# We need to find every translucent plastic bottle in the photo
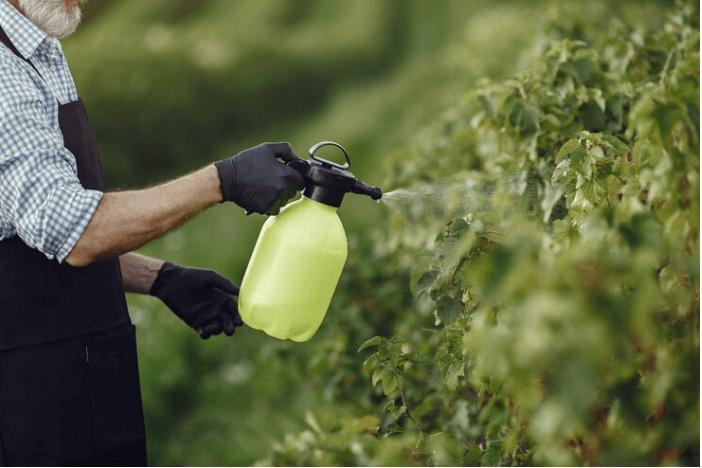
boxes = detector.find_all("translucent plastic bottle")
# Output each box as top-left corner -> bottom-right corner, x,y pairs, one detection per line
238,142 -> 382,342
238,197 -> 347,341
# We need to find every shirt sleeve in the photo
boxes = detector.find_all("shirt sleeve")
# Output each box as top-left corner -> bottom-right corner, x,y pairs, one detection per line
0,59 -> 103,263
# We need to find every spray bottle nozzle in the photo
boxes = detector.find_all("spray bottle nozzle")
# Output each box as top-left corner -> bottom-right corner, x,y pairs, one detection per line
287,142 -> 383,207
352,180 -> 383,200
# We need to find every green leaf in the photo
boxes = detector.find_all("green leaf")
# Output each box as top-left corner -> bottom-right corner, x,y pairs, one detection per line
481,439 -> 503,467
363,353 -> 379,375
562,57 -> 596,84
372,365 -> 404,395
413,268 -> 439,298
605,94 -> 628,131
436,296 -> 464,325
569,147 -> 591,176
387,338 -> 405,367
508,102 -> 540,136
440,360 -> 465,392
579,101 -> 606,132
556,138 -> 581,162
435,330 -> 465,390
606,175 -> 624,203
449,217 -> 471,240
384,399 -> 407,419
552,159 -> 571,183
589,145 -> 605,161
464,445 -> 484,466
579,174 -> 607,205
358,336 -> 385,352
541,181 -> 565,222
372,367 -> 393,388
601,135 -> 629,156
382,372 -> 404,395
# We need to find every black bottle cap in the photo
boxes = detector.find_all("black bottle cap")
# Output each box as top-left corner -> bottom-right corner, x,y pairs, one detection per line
288,142 -> 383,208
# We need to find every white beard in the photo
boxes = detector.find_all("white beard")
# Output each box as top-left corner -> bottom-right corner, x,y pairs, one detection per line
19,0 -> 82,39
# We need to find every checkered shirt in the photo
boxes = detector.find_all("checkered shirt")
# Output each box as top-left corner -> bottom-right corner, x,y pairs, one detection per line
0,0 -> 102,263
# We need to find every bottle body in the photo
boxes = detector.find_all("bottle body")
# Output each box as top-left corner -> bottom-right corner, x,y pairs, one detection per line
238,196 -> 348,342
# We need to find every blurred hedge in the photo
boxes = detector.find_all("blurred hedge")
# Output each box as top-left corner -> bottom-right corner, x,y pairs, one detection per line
260,0 -> 700,466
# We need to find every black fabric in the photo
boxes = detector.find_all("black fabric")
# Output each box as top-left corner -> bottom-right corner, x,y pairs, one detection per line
70,437 -> 147,467
0,323 -> 146,466
0,26 -> 145,466
0,234 -> 130,350
58,98 -> 110,191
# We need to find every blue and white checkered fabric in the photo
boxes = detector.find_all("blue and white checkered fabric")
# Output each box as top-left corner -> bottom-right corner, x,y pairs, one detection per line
0,0 -> 102,263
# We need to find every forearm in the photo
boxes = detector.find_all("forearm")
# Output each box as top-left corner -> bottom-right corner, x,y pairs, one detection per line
65,165 -> 222,267
120,252 -> 164,294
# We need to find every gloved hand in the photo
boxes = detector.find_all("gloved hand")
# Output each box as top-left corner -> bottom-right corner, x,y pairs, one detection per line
214,142 -> 306,215
150,262 -> 243,339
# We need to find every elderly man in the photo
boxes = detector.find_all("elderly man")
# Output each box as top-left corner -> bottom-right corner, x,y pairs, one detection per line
0,0 -> 304,465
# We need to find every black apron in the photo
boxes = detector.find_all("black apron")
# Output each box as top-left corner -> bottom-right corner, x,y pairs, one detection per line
0,28 -> 146,466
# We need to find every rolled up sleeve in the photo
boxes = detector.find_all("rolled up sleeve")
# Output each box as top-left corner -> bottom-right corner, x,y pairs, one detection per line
0,61 -> 102,263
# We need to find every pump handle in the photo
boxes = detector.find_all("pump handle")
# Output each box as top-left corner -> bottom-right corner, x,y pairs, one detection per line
309,141 -> 351,170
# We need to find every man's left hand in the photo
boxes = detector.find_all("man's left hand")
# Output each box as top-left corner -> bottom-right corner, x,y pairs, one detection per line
149,262 -> 243,339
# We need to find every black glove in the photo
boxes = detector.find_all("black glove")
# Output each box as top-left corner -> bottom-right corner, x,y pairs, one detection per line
214,142 -> 306,215
150,262 -> 243,339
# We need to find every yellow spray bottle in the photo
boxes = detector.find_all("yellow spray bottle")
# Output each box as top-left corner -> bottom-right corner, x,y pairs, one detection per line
238,141 -> 382,342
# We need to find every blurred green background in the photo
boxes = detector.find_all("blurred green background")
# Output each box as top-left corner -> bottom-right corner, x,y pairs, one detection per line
61,0 -> 677,465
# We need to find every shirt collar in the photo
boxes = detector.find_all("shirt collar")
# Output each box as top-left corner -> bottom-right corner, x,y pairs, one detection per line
0,0 -> 53,60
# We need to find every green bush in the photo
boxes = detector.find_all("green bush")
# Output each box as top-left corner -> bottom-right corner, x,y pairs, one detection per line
261,1 -> 700,466
66,0 -> 450,187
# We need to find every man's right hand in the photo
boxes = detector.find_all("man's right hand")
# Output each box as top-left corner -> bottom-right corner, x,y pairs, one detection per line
214,142 -> 306,215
